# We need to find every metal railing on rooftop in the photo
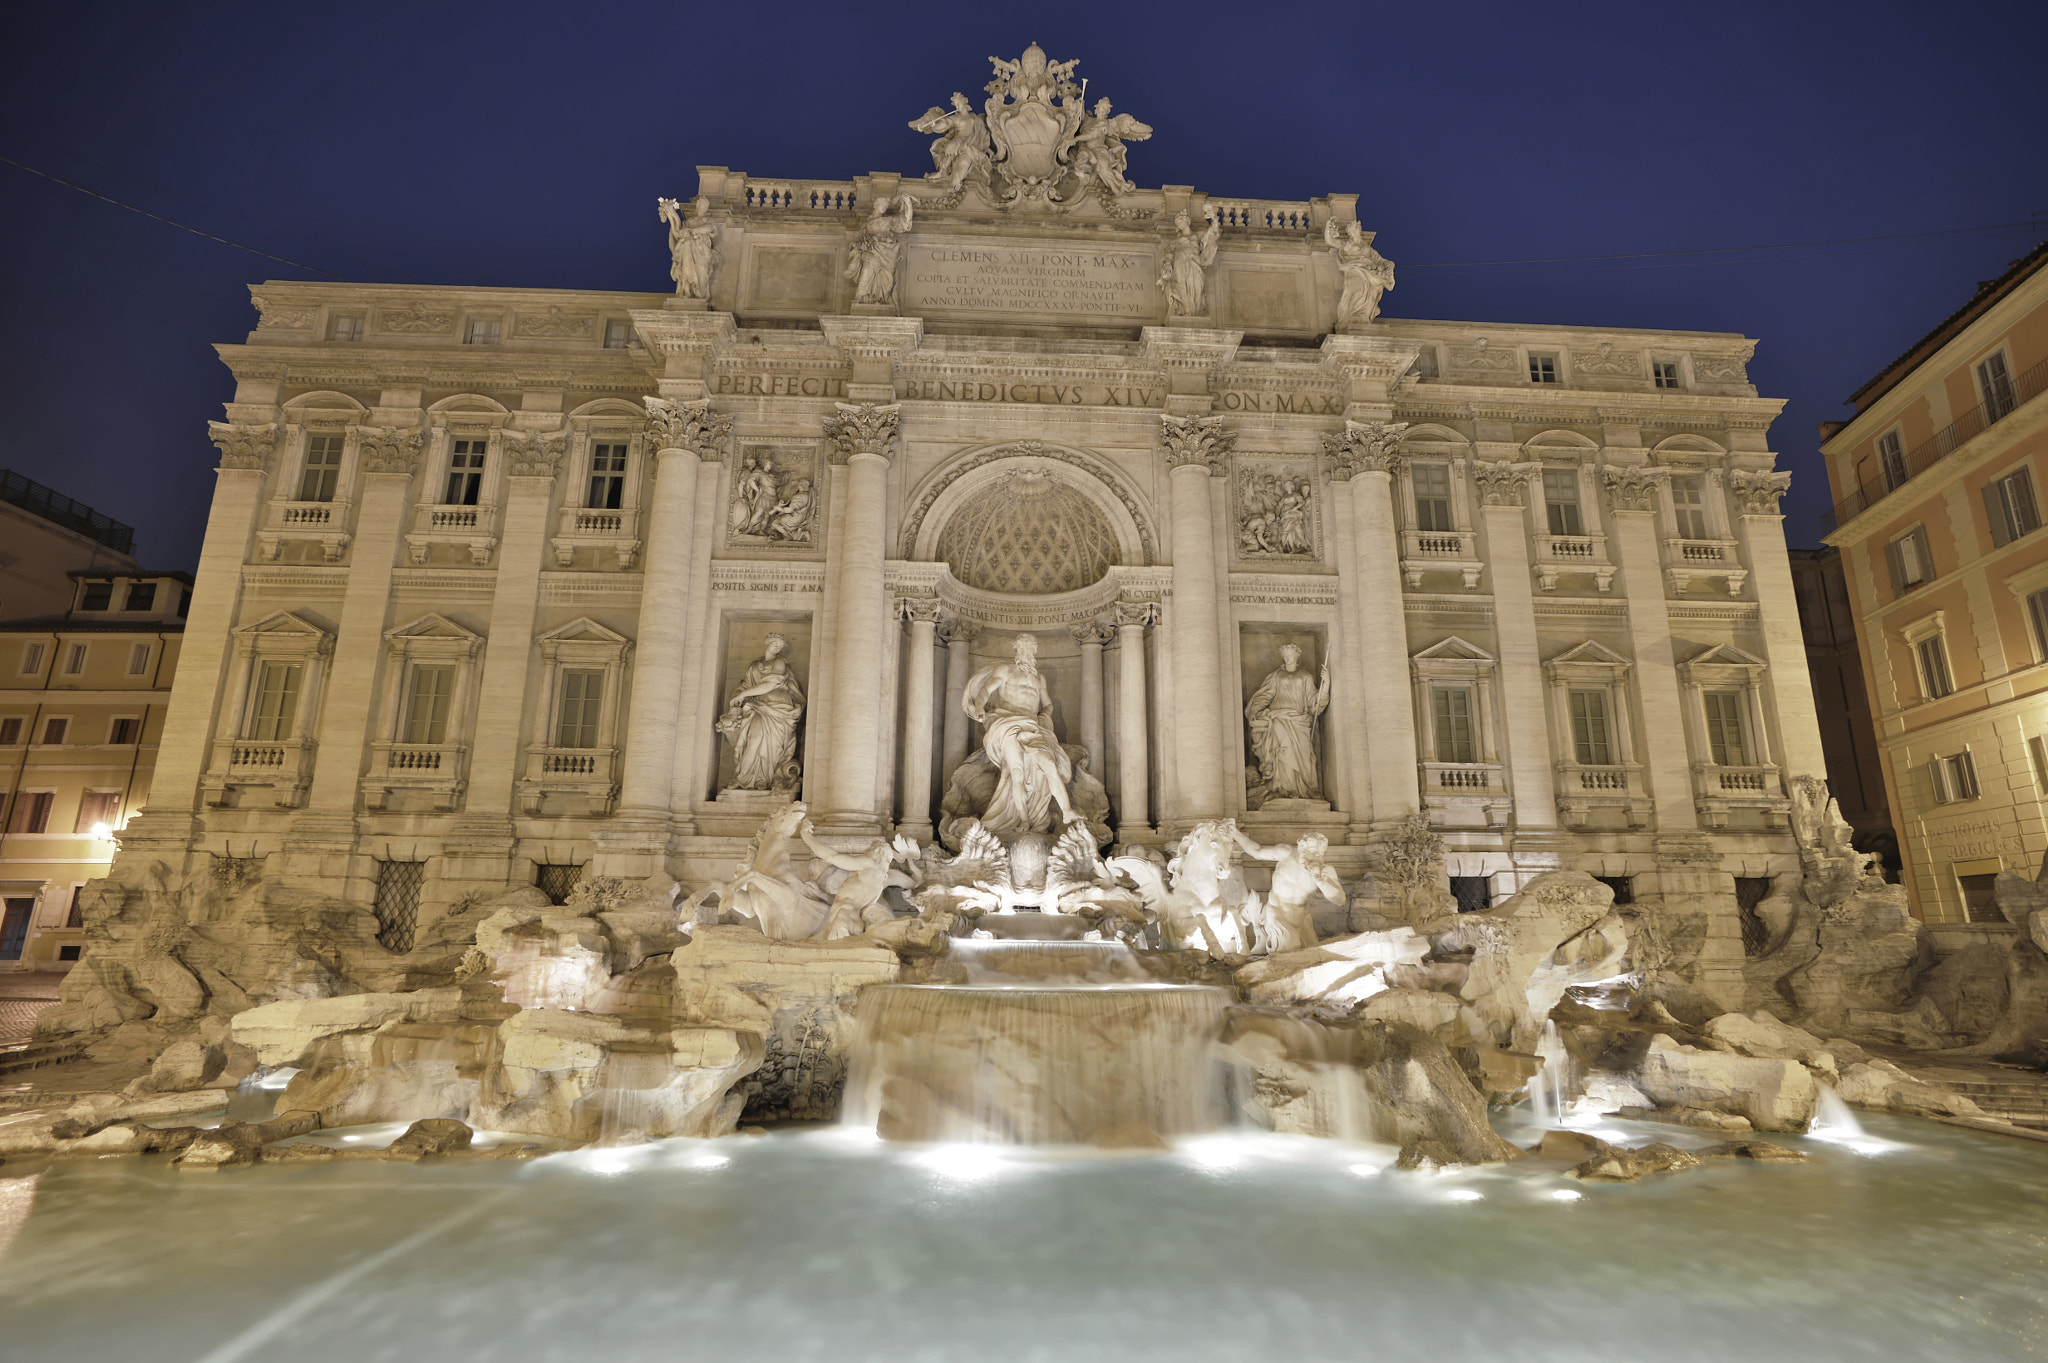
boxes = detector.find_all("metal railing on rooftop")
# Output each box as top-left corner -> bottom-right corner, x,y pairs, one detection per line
0,468 -> 135,554
1828,354 -> 2048,532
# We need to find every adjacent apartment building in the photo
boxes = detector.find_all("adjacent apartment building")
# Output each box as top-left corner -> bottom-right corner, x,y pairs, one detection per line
0,558 -> 188,971
1821,239 -> 2048,922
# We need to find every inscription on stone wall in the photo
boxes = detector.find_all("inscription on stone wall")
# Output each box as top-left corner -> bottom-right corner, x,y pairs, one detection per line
903,244 -> 1155,318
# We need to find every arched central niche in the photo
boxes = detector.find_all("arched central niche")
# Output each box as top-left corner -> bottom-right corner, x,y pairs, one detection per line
935,467 -> 1121,595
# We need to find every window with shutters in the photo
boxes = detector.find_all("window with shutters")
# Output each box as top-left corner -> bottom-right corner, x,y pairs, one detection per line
1411,462 -> 1453,532
1885,525 -> 1934,595
1569,689 -> 1612,765
19,642 -> 45,675
1983,463 -> 2040,546
1543,468 -> 1584,536
0,718 -> 20,745
1876,428 -> 1908,491
74,789 -> 121,835
2028,588 -> 2048,663
2030,734 -> 2048,792
1977,350 -> 2018,422
445,439 -> 487,505
9,791 -> 54,833
556,669 -> 605,748
128,643 -> 152,675
249,662 -> 302,740
1432,686 -> 1476,763
40,717 -> 68,745
1930,751 -> 1980,804
403,666 -> 455,745
62,643 -> 87,676
108,716 -> 140,744
1669,474 -> 1711,539
1914,635 -> 1954,700
587,443 -> 628,510
1702,690 -> 1748,765
299,433 -> 346,502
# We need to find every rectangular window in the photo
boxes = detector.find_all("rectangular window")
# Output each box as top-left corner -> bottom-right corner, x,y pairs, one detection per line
74,790 -> 120,835
109,716 -> 141,744
1652,360 -> 1681,389
373,860 -> 426,953
40,717 -> 68,745
1983,465 -> 2040,546
0,718 -> 20,745
1959,872 -> 2004,923
1411,346 -> 1438,379
1932,752 -> 1981,805
1411,462 -> 1453,532
464,317 -> 502,346
1569,689 -> 1612,766
124,582 -> 157,611
1978,351 -> 2018,422
300,433 -> 346,502
404,665 -> 456,745
2030,588 -> 2048,662
66,886 -> 84,928
603,319 -> 632,349
1876,429 -> 1908,491
2031,734 -> 2048,791
556,669 -> 605,748
1885,526 -> 1934,595
63,643 -> 87,675
249,661 -> 302,742
1449,876 -> 1491,913
1432,686 -> 1476,764
1703,690 -> 1747,765
328,314 -> 364,342
1670,474 -> 1710,539
1916,635 -> 1954,700
0,898 -> 31,960
587,443 -> 628,510
1528,352 -> 1559,384
1542,468 -> 1583,535
445,439 -> 487,505
9,792 -> 53,834
79,581 -> 112,610
127,643 -> 152,675
20,642 -> 45,675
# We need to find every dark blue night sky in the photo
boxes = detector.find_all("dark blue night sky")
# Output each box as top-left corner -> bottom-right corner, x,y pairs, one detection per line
3,0 -> 2042,567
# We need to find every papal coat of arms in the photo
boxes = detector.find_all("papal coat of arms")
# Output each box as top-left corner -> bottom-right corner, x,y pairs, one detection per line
909,44 -> 1152,211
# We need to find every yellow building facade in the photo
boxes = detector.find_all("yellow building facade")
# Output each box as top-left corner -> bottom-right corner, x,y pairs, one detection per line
1822,241 -> 2048,922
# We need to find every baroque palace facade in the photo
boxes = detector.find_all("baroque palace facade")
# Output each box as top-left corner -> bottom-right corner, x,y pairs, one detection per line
114,47 -> 1817,1005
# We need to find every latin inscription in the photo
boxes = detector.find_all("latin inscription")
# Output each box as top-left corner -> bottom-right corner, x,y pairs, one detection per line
896,378 -> 1163,408
903,245 -> 1155,318
711,373 -> 849,398
1214,390 -> 1345,414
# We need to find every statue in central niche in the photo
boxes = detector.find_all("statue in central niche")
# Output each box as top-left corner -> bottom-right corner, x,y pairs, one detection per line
964,632 -> 1080,837
1244,643 -> 1330,809
716,634 -> 805,792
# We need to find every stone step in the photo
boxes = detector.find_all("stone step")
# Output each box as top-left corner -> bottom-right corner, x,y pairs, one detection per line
0,1040 -> 86,1078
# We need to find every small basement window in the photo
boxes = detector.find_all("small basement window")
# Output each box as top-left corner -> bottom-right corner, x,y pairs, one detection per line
1450,875 -> 1491,913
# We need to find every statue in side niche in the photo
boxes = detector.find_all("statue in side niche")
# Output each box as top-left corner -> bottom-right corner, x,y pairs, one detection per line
1325,219 -> 1395,329
1233,828 -> 1343,954
715,634 -> 805,792
910,93 -> 992,192
1245,644 -> 1330,806
1159,207 -> 1222,317
846,195 -> 915,305
657,195 -> 721,300
962,633 -> 1082,839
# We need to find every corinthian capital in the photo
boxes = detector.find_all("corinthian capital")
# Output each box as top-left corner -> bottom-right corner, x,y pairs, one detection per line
356,426 -> 425,475
822,402 -> 901,464
502,430 -> 567,478
207,421 -> 279,471
643,397 -> 733,460
1321,419 -> 1408,479
1601,465 -> 1667,513
1727,469 -> 1793,516
1159,413 -> 1234,473
1471,460 -> 1540,508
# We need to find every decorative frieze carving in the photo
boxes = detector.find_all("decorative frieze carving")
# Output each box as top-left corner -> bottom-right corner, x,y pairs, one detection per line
251,296 -> 314,330
377,301 -> 455,335
1471,460 -> 1538,508
1160,413 -> 1233,472
643,397 -> 733,459
1602,465 -> 1667,512
1571,343 -> 1641,377
1447,338 -> 1517,374
1692,350 -> 1753,384
514,308 -> 595,339
1113,600 -> 1158,628
728,444 -> 819,545
822,402 -> 901,462
357,426 -> 424,475
208,422 -> 279,471
1321,419 -> 1407,478
1233,459 -> 1319,559
1727,469 -> 1793,515
503,431 -> 567,478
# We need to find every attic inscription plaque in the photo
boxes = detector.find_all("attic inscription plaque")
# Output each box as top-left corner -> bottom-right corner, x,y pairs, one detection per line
903,244 -> 1155,319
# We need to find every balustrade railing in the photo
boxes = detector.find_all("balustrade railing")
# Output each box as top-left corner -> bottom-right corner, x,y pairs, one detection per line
1829,354 -> 2048,530
1210,200 -> 1313,232
229,742 -> 289,770
743,181 -> 858,212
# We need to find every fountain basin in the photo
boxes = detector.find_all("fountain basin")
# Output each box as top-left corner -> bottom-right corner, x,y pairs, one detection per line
844,983 -> 1227,1144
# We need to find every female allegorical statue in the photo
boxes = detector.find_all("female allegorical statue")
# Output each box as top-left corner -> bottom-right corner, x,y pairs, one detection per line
1245,643 -> 1330,802
962,633 -> 1081,838
716,633 -> 805,791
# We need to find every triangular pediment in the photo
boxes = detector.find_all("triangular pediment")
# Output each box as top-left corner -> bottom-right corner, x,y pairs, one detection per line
1546,640 -> 1631,668
386,612 -> 481,643
1413,635 -> 1493,663
233,609 -> 329,640
1684,642 -> 1765,668
537,617 -> 629,647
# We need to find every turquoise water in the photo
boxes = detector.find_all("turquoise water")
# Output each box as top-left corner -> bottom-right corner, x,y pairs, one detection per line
0,1112 -> 2042,1362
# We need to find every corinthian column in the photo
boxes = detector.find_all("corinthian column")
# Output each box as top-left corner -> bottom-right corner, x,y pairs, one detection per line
1471,459 -> 1557,830
1162,414 -> 1233,825
1114,601 -> 1155,839
897,599 -> 944,842
818,402 -> 900,833
613,399 -> 731,827
939,617 -> 980,788
1071,621 -> 1113,784
1325,421 -> 1418,825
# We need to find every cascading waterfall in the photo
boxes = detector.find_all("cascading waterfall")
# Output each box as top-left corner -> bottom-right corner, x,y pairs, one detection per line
1810,1083 -> 1868,1141
845,935 -> 1229,1144
1528,1018 -> 1569,1127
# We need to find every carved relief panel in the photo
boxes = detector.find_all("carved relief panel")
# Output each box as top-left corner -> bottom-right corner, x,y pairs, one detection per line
1231,456 -> 1321,563
726,439 -> 824,553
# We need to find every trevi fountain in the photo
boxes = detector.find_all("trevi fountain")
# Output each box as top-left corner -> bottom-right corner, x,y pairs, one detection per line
2,44 -> 2045,1363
